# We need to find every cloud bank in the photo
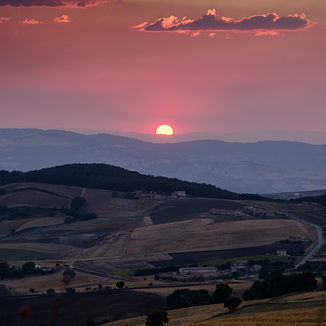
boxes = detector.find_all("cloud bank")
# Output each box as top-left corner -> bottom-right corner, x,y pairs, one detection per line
0,0 -> 107,7
135,9 -> 314,36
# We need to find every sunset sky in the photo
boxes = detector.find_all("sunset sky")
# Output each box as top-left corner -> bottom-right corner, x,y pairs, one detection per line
0,0 -> 325,138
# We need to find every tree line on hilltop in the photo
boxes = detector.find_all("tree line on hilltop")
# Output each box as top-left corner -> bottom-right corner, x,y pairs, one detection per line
0,163 -> 263,200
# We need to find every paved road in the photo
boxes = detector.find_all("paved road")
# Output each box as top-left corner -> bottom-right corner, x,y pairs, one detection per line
291,215 -> 324,269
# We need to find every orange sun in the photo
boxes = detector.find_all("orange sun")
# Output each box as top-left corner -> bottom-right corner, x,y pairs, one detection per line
156,124 -> 174,135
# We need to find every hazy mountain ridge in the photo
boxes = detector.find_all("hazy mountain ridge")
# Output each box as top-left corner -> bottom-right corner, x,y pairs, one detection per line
1,128 -> 326,194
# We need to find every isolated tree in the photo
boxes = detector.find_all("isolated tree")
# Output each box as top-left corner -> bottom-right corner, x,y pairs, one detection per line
46,288 -> 55,294
145,310 -> 169,326
224,297 -> 242,310
65,287 -> 76,293
63,269 -> 76,279
63,269 -> 76,284
116,281 -> 125,289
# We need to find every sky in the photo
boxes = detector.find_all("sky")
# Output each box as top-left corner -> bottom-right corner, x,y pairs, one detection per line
0,0 -> 325,139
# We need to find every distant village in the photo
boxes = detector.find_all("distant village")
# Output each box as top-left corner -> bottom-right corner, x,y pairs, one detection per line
133,190 -> 187,199
113,190 -> 187,200
207,206 -> 284,218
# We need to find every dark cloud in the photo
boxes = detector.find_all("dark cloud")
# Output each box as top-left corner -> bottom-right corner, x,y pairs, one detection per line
136,10 -> 314,35
0,0 -> 107,7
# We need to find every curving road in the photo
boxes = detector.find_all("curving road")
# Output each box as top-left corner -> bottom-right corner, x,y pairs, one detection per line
291,215 -> 324,269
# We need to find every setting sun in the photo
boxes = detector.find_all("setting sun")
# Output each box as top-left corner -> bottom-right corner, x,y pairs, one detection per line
156,124 -> 174,135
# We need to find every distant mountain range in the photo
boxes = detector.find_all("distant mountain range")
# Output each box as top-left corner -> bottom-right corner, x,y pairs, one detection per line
1,128 -> 326,194
111,129 -> 326,145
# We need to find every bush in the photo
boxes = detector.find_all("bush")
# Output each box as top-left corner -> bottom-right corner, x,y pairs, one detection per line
65,287 -> 76,293
46,288 -> 55,294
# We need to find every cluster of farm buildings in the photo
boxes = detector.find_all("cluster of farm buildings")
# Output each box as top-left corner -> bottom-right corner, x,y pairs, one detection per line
179,261 -> 262,276
208,206 -> 282,217
133,190 -> 186,199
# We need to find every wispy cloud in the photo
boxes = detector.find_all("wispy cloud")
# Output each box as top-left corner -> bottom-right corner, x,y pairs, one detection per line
135,9 -> 314,36
20,18 -> 43,24
54,14 -> 70,23
0,17 -> 11,23
0,0 -> 107,8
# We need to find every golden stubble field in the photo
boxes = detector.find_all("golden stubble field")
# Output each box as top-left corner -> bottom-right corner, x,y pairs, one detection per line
127,218 -> 313,255
104,291 -> 326,326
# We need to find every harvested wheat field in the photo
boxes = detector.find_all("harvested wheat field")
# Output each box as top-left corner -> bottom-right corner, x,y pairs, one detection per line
104,291 -> 326,326
127,218 -> 312,255
104,306 -> 326,326
184,306 -> 326,326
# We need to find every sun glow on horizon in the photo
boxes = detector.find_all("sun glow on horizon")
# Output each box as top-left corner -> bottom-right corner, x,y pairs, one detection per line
156,124 -> 174,135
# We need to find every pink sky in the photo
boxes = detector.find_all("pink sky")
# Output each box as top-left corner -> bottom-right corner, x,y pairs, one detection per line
0,0 -> 325,137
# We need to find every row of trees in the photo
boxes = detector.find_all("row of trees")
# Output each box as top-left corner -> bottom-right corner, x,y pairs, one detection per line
147,284 -> 242,326
243,272 -> 317,300
0,196 -> 97,223
166,283 -> 240,310
0,261 -> 54,280
165,272 -> 317,313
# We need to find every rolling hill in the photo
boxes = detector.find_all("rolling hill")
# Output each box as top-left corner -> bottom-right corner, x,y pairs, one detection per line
0,173 -> 324,325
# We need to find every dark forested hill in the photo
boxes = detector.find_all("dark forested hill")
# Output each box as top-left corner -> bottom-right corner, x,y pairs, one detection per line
0,163 -> 262,200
